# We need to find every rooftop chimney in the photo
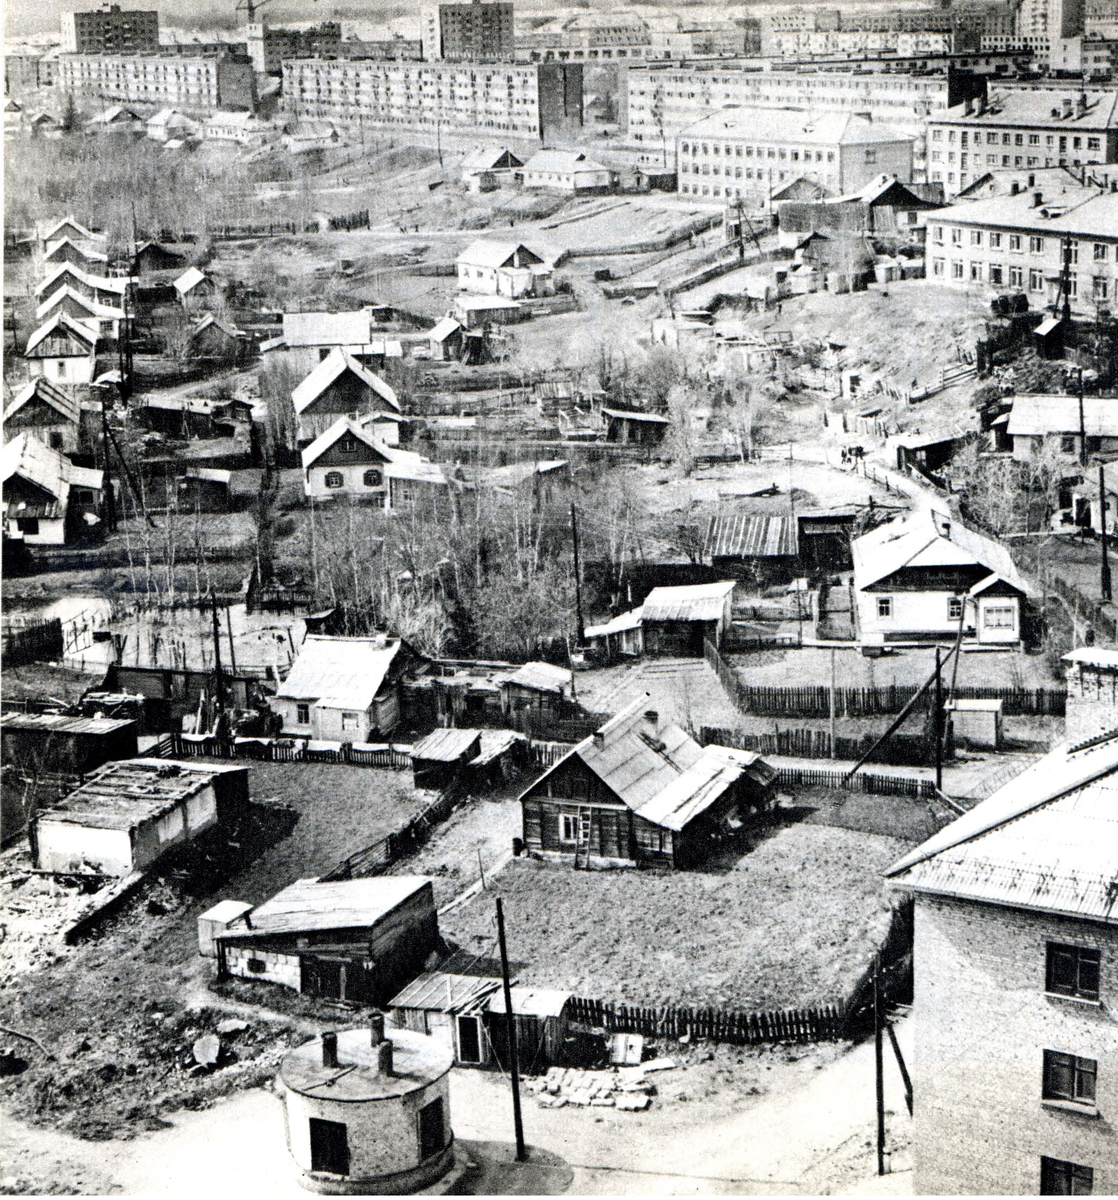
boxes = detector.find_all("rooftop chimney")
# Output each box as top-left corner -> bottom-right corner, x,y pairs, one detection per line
1077,92 -> 1088,116
1033,190 -> 1044,206
1028,172 -> 1035,186
321,1031 -> 339,1069
369,1012 -> 385,1047
1010,180 -> 1020,194
644,709 -> 659,725
1062,95 -> 1073,118
975,94 -> 987,116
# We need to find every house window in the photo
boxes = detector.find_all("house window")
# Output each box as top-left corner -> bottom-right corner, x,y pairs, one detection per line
1061,434 -> 1077,453
363,468 -> 382,487
49,430 -> 64,449
341,711 -> 361,731
1009,234 -> 1022,251
990,265 -> 1004,284
1042,1050 -> 1097,1108
990,232 -> 1002,248
57,360 -> 67,379
970,262 -> 982,281
983,605 -> 1015,628
1030,269 -> 1044,291
948,596 -> 962,620
1009,266 -> 1023,287
933,258 -> 945,277
247,957 -> 267,973
296,703 -> 310,724
951,227 -> 962,246
970,230 -> 983,246
1046,943 -> 1100,1001
324,471 -> 343,489
1041,1157 -> 1094,1195
952,261 -> 964,279
1094,243 -> 1108,262
877,597 -> 893,619
559,813 -> 580,843
16,517 -> 40,535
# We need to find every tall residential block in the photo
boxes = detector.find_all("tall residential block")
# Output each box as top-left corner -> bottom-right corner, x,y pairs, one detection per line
420,0 -> 514,61
60,4 -> 159,54
56,52 -> 257,116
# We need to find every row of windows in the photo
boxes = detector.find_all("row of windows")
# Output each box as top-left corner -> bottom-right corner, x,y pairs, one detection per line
930,258 -> 1110,298
322,469 -> 383,488
682,162 -> 832,181
932,229 -> 1111,263
874,595 -> 1015,627
932,127 -> 1105,153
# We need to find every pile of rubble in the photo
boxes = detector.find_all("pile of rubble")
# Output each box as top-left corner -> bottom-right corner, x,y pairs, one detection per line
529,1058 -> 677,1112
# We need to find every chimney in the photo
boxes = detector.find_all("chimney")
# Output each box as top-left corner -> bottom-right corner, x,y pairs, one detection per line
1010,180 -> 1020,194
1062,95 -> 1073,118
1027,173 -> 1035,186
1033,190 -> 1043,206
369,1012 -> 385,1046
321,1031 -> 339,1069
975,94 -> 987,116
644,709 -> 659,725
964,96 -> 974,115
1077,92 -> 1088,116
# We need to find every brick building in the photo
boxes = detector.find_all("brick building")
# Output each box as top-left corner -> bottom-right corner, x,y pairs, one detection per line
60,4 -> 159,55
886,735 -> 1118,1195
244,21 -> 341,75
420,0 -> 514,62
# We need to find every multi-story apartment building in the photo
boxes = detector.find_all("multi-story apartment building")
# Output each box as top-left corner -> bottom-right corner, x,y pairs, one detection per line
886,735 -> 1118,1196
281,59 -> 582,143
517,11 -> 653,63
420,0 -> 514,62
60,4 -> 158,54
677,108 -> 914,204
245,21 -> 342,74
1086,0 -> 1118,36
927,88 -> 1118,193
925,182 -> 1118,312
982,0 -> 1085,59
56,52 -> 257,117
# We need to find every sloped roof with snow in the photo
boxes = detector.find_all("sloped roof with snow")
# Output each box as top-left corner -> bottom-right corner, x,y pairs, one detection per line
291,348 -> 399,415
524,148 -> 609,174
173,266 -> 209,295
4,378 -> 81,425
300,415 -> 396,469
24,312 -> 99,355
642,581 -> 736,623
1007,393 -> 1118,438
275,634 -> 403,709
457,240 -> 545,270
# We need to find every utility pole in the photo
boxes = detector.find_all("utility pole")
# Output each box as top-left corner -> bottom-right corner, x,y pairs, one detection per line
211,594 -> 226,715
225,605 -> 239,676
495,898 -> 526,1163
829,646 -> 837,758
1100,462 -> 1113,602
933,645 -> 943,794
1076,367 -> 1087,468
874,953 -> 886,1177
100,399 -> 117,533
570,501 -> 585,646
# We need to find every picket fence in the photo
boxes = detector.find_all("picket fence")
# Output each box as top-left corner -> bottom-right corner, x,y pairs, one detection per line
774,764 -> 938,800
155,733 -> 412,769
567,996 -> 848,1045
700,724 -> 930,768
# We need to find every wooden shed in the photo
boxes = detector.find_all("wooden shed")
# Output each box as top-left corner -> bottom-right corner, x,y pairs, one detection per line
176,467 -> 234,513
602,408 -> 669,446
409,728 -> 481,790
640,581 -> 736,656
485,986 -> 574,1076
388,972 -> 501,1066
704,513 -> 800,584
1,712 -> 138,774
499,662 -> 571,720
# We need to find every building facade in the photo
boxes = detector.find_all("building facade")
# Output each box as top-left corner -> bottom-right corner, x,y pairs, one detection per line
60,4 -> 159,55
420,0 -> 514,62
282,58 -> 582,142
677,109 -> 914,204
245,21 -> 341,75
55,52 -> 257,116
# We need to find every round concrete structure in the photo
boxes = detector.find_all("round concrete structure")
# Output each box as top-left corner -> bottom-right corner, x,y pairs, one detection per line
279,1021 -> 454,1195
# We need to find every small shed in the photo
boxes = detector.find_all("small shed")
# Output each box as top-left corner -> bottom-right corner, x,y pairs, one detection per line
602,407 -> 669,446
428,316 -> 465,362
1,713 -> 138,774
197,898 -> 253,958
1033,315 -> 1065,360
485,986 -> 574,1076
499,662 -> 571,719
469,729 -> 529,787
584,607 -> 644,664
389,972 -> 501,1066
409,727 -> 481,790
454,294 -> 524,330
176,467 -> 234,513
945,698 -> 1003,750
173,266 -> 215,306
641,581 -> 736,655
704,512 -> 799,583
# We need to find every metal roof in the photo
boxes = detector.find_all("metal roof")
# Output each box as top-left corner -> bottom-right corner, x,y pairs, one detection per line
283,309 -> 372,347
2,433 -> 103,505
641,581 -> 736,623
291,347 -> 399,415
410,727 -> 481,763
457,240 -> 545,271
4,377 -> 81,426
300,416 -> 395,470
602,407 -> 670,425
705,512 -> 798,559
523,148 -> 609,174
429,316 -> 463,342
501,661 -> 571,694
388,971 -> 501,1013
0,712 -> 136,736
1064,647 -> 1118,670
275,634 -> 402,711
1006,394 -> 1118,438
585,607 -> 643,639
220,876 -> 433,939
887,736 -> 1118,924
488,986 -> 572,1017
173,266 -> 208,295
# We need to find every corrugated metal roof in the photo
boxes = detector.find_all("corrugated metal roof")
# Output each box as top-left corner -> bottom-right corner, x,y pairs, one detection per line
705,513 -> 798,559
887,736 -> 1118,923
410,727 -> 481,763
388,971 -> 500,1013
502,661 -> 571,694
219,876 -> 432,939
275,634 -> 402,711
642,581 -> 736,623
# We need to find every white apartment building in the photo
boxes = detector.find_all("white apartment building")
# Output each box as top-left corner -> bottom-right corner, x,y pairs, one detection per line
56,52 -> 256,116
281,58 -> 583,142
925,184 -> 1118,312
927,88 -> 1118,193
677,108 -> 914,203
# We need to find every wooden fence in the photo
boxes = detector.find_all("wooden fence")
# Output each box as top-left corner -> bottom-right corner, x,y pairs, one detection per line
773,764 -> 938,799
700,724 -> 931,768
155,733 -> 412,769
567,996 -> 848,1045
1,617 -> 63,667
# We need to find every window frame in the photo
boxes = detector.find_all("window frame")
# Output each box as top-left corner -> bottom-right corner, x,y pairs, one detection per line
559,812 -> 580,844
1041,1156 -> 1094,1196
876,596 -> 893,620
296,702 -> 310,724
324,470 -> 344,489
1046,943 -> 1100,1002
1042,1049 -> 1097,1109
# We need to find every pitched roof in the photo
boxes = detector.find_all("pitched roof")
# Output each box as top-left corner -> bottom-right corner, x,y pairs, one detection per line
283,310 -> 372,347
929,184 -> 1117,239
173,266 -> 209,295
4,377 -> 81,425
291,348 -> 399,415
389,972 -> 500,1014
24,312 -> 99,355
501,661 -> 571,694
933,88 -> 1118,131
190,312 -> 243,342
42,237 -> 108,265
641,581 -> 736,623
461,145 -> 524,172
705,512 -> 798,559
457,240 -> 545,270
1006,393 -> 1118,437
39,216 -> 104,244
2,432 -> 103,503
585,607 -> 643,639
521,697 -> 770,832
275,633 -> 403,710
1063,646 -> 1118,670
36,285 -> 125,322
851,509 -> 1029,594
410,727 -> 481,762
681,107 -> 913,146
524,148 -> 610,174
429,316 -> 463,342
886,735 -> 1118,924
602,407 -> 670,425
219,876 -> 433,939
35,264 -> 130,298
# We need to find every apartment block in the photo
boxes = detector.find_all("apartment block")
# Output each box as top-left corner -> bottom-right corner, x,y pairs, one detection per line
60,5 -> 159,55
245,21 -> 342,74
925,183 -> 1118,313
56,52 -> 257,116
1086,0 -> 1118,36
886,736 -> 1118,1196
420,0 -> 514,62
677,109 -> 914,204
281,58 -> 582,143
927,88 -> 1118,193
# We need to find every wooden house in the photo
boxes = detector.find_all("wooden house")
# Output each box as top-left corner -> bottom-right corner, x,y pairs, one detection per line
271,633 -> 426,740
209,876 -> 439,1006
301,415 -> 397,503
35,264 -> 131,311
32,757 -> 249,877
499,661 -> 571,720
38,217 -> 106,254
2,433 -> 104,545
188,313 -> 246,363
132,240 -> 186,276
292,348 -> 401,446
3,378 -> 81,455
522,149 -> 612,193
583,607 -> 643,664
1,713 -> 138,774
23,313 -> 98,385
459,146 -> 523,187
797,507 -> 858,571
602,407 -> 669,446
173,266 -> 215,306
1005,394 -> 1118,463
176,467 -> 234,513
35,285 -> 125,339
428,316 -> 466,362
42,237 -> 108,272
454,294 -> 525,330
518,698 -> 775,870
409,728 -> 481,790
704,512 -> 799,584
456,240 -> 552,299
640,581 -> 736,656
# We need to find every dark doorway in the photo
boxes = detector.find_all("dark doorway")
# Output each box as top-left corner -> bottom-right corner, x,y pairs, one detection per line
417,1097 -> 445,1160
457,1015 -> 482,1064
309,1118 -> 349,1176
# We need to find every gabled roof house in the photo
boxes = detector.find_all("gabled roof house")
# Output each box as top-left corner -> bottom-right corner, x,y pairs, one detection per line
292,348 -> 401,445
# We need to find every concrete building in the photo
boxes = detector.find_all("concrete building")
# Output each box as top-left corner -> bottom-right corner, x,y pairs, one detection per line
1063,646 -> 1118,740
420,0 -> 513,62
60,4 -> 159,55
31,758 -> 249,877
927,89 -> 1118,194
677,109 -> 914,204
885,735 -> 1118,1195
281,58 -> 582,142
55,51 -> 257,117
245,20 -> 341,75
925,185 -> 1118,311
1086,0 -> 1118,36
852,508 -> 1031,645
279,1019 -> 454,1193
